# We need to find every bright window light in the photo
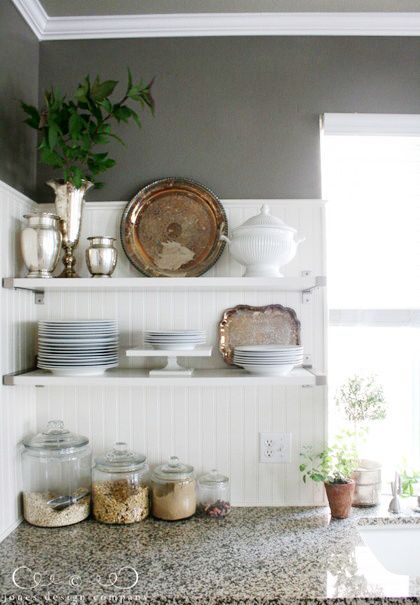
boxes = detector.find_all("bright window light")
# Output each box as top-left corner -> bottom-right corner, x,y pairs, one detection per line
322,115 -> 420,481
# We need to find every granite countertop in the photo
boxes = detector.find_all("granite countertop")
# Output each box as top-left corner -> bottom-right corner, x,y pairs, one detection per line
0,504 -> 419,605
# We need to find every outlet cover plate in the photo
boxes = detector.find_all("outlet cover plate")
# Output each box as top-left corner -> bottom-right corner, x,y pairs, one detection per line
259,432 -> 292,463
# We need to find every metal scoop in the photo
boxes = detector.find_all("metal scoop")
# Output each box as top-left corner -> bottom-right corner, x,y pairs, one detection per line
47,490 -> 90,511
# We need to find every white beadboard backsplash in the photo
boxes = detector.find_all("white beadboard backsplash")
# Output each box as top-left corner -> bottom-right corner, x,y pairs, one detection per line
0,181 -> 37,541
34,199 -> 327,506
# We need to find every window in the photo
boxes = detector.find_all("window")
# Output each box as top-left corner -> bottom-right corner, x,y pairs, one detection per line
321,114 -> 420,479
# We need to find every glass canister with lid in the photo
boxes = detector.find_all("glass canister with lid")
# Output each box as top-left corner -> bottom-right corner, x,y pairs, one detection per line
197,469 -> 231,518
92,442 -> 149,524
22,420 -> 92,527
151,456 -> 196,521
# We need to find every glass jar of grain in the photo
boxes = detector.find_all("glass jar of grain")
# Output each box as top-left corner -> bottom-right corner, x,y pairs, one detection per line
92,442 -> 149,524
22,420 -> 91,527
151,456 -> 196,521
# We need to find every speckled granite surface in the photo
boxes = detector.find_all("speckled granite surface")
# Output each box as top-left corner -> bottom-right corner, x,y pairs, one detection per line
0,505 -> 419,604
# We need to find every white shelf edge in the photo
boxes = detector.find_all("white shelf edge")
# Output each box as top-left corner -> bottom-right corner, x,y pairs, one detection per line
2,275 -> 326,293
3,367 -> 325,387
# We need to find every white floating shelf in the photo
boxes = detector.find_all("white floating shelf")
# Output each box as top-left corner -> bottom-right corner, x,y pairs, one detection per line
3,275 -> 326,294
3,367 -> 325,387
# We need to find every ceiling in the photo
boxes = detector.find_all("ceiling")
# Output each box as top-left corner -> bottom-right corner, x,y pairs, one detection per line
39,0 -> 420,16
12,0 -> 420,40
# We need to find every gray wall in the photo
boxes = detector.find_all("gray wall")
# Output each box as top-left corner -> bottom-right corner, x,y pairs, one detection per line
38,37 -> 420,202
0,0 -> 39,198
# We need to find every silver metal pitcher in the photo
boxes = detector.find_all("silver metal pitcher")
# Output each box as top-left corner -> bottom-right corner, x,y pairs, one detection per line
47,179 -> 93,278
21,212 -> 62,278
86,236 -> 118,278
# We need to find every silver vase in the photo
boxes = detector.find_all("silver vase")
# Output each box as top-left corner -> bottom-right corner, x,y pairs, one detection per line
86,236 -> 118,278
21,212 -> 62,278
47,179 -> 93,278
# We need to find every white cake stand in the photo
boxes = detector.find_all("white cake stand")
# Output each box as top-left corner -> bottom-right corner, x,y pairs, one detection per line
125,345 -> 213,376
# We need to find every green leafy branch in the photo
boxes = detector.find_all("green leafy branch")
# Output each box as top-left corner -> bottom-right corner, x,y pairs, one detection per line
399,463 -> 420,497
335,374 -> 387,425
299,432 -> 358,485
21,69 -> 155,188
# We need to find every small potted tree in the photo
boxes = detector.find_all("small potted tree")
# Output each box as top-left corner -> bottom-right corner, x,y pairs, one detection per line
299,435 -> 358,519
335,375 -> 387,507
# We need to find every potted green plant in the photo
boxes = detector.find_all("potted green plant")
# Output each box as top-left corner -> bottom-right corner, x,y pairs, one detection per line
335,374 -> 387,507
299,435 -> 358,519
20,71 -> 154,277
399,464 -> 420,497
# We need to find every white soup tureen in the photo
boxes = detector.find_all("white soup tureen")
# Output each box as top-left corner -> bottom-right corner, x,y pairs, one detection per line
220,204 -> 305,277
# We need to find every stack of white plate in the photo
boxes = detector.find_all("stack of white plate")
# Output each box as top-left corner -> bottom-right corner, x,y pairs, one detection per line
233,345 -> 304,376
37,320 -> 119,376
144,330 -> 206,350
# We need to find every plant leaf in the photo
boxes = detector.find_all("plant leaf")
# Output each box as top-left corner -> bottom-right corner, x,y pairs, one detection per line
91,79 -> 118,102
21,102 -> 40,129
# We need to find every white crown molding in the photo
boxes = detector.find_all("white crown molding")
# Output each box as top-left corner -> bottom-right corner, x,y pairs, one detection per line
10,3 -> 420,40
11,0 -> 48,40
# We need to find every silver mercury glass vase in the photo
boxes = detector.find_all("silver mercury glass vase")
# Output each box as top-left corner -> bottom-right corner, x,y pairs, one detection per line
21,212 -> 62,278
86,236 -> 118,278
47,179 -> 94,278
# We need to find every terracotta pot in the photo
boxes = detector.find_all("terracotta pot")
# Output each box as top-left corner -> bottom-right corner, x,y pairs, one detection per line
324,480 -> 355,519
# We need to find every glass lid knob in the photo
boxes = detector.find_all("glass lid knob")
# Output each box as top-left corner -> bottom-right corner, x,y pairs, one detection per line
45,420 -> 66,434
168,456 -> 180,468
106,441 -> 134,461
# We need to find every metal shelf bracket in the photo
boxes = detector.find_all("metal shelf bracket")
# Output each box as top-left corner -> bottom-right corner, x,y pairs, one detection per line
2,278 -> 44,304
301,272 -> 326,304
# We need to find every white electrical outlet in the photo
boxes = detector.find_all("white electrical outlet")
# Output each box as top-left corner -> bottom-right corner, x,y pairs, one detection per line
259,432 -> 292,463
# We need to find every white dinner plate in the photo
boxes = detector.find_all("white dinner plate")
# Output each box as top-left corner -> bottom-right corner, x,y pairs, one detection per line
233,353 -> 304,361
144,336 -> 205,340
39,320 -> 117,324
145,330 -> 204,334
38,360 -> 118,367
38,364 -> 118,376
235,354 -> 303,358
235,345 -> 303,352
39,337 -> 118,344
38,352 -> 119,357
38,326 -> 117,333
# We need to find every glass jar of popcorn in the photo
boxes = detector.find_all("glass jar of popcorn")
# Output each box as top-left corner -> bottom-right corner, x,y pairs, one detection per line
92,442 -> 149,524
151,456 -> 196,521
22,420 -> 92,527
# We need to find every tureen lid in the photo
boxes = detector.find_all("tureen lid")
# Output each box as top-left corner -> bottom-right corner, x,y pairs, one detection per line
233,204 -> 296,233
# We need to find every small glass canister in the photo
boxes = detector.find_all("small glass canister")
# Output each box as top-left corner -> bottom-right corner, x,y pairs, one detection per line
22,420 -> 91,527
92,442 -> 149,524
198,469 -> 231,518
151,456 -> 196,521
